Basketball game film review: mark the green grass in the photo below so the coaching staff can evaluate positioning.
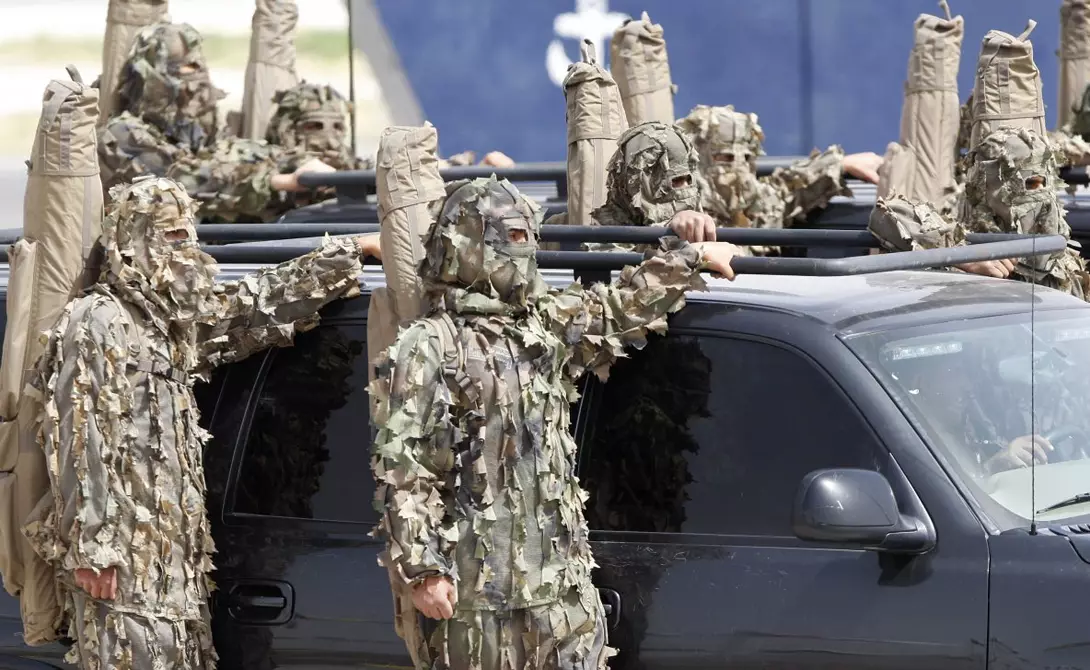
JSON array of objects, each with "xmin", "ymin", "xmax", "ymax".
[{"xmin": 0, "ymin": 29, "xmax": 348, "ymax": 68}]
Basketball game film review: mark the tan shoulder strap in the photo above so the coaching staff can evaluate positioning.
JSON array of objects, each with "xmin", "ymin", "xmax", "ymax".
[{"xmin": 427, "ymin": 313, "xmax": 481, "ymax": 411}]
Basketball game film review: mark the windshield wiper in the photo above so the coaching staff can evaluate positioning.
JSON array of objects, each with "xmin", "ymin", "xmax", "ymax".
[{"xmin": 1037, "ymin": 493, "xmax": 1090, "ymax": 515}]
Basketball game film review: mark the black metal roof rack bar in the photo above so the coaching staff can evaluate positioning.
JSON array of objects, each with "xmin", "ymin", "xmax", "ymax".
[
  {"xmin": 187, "ymin": 223, "xmax": 1036, "ymax": 248},
  {"xmin": 1061, "ymin": 166, "xmax": 1088, "ymax": 186},
  {"xmin": 296, "ymin": 156, "xmax": 859, "ymax": 199},
  {"xmin": 729, "ymin": 235, "xmax": 1067, "ymax": 276},
  {"xmin": 0, "ymin": 235, "xmax": 1062, "ymax": 274},
  {"xmin": 299, "ymin": 159, "xmax": 1087, "ymax": 195},
  {"xmin": 114, "ymin": 234, "xmax": 1063, "ymax": 275}
]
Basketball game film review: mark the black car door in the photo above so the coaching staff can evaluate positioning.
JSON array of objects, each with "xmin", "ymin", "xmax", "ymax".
[
  {"xmin": 206, "ymin": 297, "xmax": 411, "ymax": 669},
  {"xmin": 576, "ymin": 327, "xmax": 989, "ymax": 670}
]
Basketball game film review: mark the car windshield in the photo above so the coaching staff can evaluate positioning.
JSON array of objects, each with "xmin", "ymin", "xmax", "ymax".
[{"xmin": 845, "ymin": 308, "xmax": 1090, "ymax": 530}]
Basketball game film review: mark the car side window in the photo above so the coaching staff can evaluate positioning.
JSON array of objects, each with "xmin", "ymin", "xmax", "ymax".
[
  {"xmin": 580, "ymin": 333, "xmax": 883, "ymax": 537},
  {"xmin": 231, "ymin": 322, "xmax": 374, "ymax": 524}
]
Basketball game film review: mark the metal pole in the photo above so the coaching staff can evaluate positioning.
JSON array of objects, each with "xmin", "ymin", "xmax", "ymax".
[{"xmin": 347, "ymin": 0, "xmax": 358, "ymax": 157}]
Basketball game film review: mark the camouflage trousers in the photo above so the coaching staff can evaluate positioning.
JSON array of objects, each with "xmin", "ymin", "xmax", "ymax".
[
  {"xmin": 66, "ymin": 593, "xmax": 216, "ymax": 670},
  {"xmin": 420, "ymin": 585, "xmax": 615, "ymax": 670}
]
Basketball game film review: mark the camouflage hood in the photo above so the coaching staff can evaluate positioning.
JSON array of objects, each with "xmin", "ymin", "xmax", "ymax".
[
  {"xmin": 117, "ymin": 22, "xmax": 226, "ymax": 151},
  {"xmin": 677, "ymin": 104, "xmax": 765, "ymax": 218},
  {"xmin": 265, "ymin": 81, "xmax": 352, "ymax": 155},
  {"xmin": 420, "ymin": 176, "xmax": 548, "ymax": 314},
  {"xmin": 595, "ymin": 121, "xmax": 701, "ymax": 226},
  {"xmin": 101, "ymin": 175, "xmax": 219, "ymax": 336},
  {"xmin": 961, "ymin": 127, "xmax": 1069, "ymax": 277}
]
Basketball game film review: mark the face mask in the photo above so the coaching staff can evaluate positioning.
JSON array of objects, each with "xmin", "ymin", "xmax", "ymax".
[
  {"xmin": 296, "ymin": 113, "xmax": 348, "ymax": 153},
  {"xmin": 151, "ymin": 235, "xmax": 217, "ymax": 326},
  {"xmin": 703, "ymin": 159, "xmax": 762, "ymax": 212},
  {"xmin": 424, "ymin": 177, "xmax": 544, "ymax": 309},
  {"xmin": 481, "ymin": 215, "xmax": 537, "ymax": 303}
]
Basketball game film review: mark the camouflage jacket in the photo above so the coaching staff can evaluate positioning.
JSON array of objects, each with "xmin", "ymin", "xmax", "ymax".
[
  {"xmin": 370, "ymin": 239, "xmax": 707, "ymax": 611},
  {"xmin": 701, "ymin": 146, "xmax": 850, "ymax": 230},
  {"xmin": 868, "ymin": 194, "xmax": 965, "ymax": 253},
  {"xmin": 100, "ymin": 112, "xmax": 292, "ymax": 222},
  {"xmin": 25, "ymin": 238, "xmax": 364, "ymax": 622},
  {"xmin": 99, "ymin": 112, "xmax": 369, "ymax": 222}
]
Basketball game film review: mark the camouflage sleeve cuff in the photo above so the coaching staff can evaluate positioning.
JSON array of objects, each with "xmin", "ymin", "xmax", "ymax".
[
  {"xmin": 869, "ymin": 195, "xmax": 965, "ymax": 253},
  {"xmin": 1050, "ymin": 129, "xmax": 1090, "ymax": 168},
  {"xmin": 768, "ymin": 145, "xmax": 851, "ymax": 224}
]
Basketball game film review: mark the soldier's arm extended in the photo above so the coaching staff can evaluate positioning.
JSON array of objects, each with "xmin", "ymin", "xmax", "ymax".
[
  {"xmin": 368, "ymin": 322, "xmax": 459, "ymax": 585},
  {"xmin": 196, "ymin": 236, "xmax": 365, "ymax": 372},
  {"xmin": 868, "ymin": 194, "xmax": 965, "ymax": 253},
  {"xmin": 544, "ymin": 237, "xmax": 709, "ymax": 381},
  {"xmin": 166, "ymin": 137, "xmax": 292, "ymax": 222},
  {"xmin": 1049, "ymin": 128, "xmax": 1090, "ymax": 169},
  {"xmin": 37, "ymin": 298, "xmax": 132, "ymax": 573},
  {"xmin": 759, "ymin": 146, "xmax": 852, "ymax": 228}
]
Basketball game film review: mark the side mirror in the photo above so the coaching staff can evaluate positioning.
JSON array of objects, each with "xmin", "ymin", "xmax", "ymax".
[{"xmin": 792, "ymin": 468, "xmax": 932, "ymax": 554}]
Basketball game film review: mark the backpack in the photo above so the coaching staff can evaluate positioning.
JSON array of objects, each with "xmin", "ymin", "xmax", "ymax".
[{"xmin": 0, "ymin": 66, "xmax": 103, "ymax": 646}]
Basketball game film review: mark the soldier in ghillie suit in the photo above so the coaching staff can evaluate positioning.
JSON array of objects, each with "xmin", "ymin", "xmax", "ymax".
[
  {"xmin": 677, "ymin": 105, "xmax": 883, "ymax": 236},
  {"xmin": 960, "ymin": 128, "xmax": 1089, "ymax": 297},
  {"xmin": 265, "ymin": 81, "xmax": 371, "ymax": 172},
  {"xmin": 869, "ymin": 128, "xmax": 1088, "ymax": 296},
  {"xmin": 576, "ymin": 121, "xmax": 719, "ymax": 253},
  {"xmin": 24, "ymin": 175, "xmax": 381, "ymax": 670},
  {"xmin": 98, "ymin": 22, "xmax": 334, "ymax": 223},
  {"xmin": 368, "ymin": 175, "xmax": 740, "ymax": 670}
]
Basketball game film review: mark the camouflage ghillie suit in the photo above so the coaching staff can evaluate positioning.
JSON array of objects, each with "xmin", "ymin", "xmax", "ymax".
[
  {"xmin": 98, "ymin": 23, "xmax": 298, "ymax": 222},
  {"xmin": 265, "ymin": 81, "xmax": 371, "ymax": 172},
  {"xmin": 24, "ymin": 176, "xmax": 366, "ymax": 669},
  {"xmin": 677, "ymin": 105, "xmax": 851, "ymax": 235},
  {"xmin": 591, "ymin": 121, "xmax": 700, "ymax": 228},
  {"xmin": 870, "ymin": 127, "xmax": 1090, "ymax": 300},
  {"xmin": 569, "ymin": 121, "xmax": 700, "ymax": 254},
  {"xmin": 1050, "ymin": 84, "xmax": 1090, "ymax": 173},
  {"xmin": 369, "ymin": 176, "xmax": 710, "ymax": 670},
  {"xmin": 960, "ymin": 127, "xmax": 1089, "ymax": 298}
]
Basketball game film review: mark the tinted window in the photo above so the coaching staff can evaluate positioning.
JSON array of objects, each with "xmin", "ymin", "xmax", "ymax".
[
  {"xmin": 581, "ymin": 333, "xmax": 882, "ymax": 537},
  {"xmin": 232, "ymin": 323, "xmax": 373, "ymax": 524}
]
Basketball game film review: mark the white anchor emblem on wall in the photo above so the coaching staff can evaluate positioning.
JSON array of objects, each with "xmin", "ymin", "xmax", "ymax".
[{"xmin": 545, "ymin": 0, "xmax": 630, "ymax": 86}]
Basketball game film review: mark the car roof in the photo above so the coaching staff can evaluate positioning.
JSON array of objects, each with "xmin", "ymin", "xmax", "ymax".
[{"xmin": 0, "ymin": 264, "xmax": 1081, "ymax": 337}]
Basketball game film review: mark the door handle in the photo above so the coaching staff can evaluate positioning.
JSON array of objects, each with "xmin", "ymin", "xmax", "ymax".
[
  {"xmin": 598, "ymin": 588, "xmax": 621, "ymax": 631},
  {"xmin": 226, "ymin": 580, "xmax": 294, "ymax": 626},
  {"xmin": 235, "ymin": 595, "xmax": 287, "ymax": 610}
]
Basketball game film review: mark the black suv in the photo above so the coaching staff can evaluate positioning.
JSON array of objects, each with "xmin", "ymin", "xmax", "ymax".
[{"xmin": 4, "ymin": 256, "xmax": 1090, "ymax": 669}]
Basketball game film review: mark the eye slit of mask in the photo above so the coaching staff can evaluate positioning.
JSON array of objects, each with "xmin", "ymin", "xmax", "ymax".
[
  {"xmin": 163, "ymin": 228, "xmax": 190, "ymax": 243},
  {"xmin": 301, "ymin": 121, "xmax": 325, "ymax": 132},
  {"xmin": 1025, "ymin": 175, "xmax": 1046, "ymax": 190},
  {"xmin": 507, "ymin": 229, "xmax": 528, "ymax": 244},
  {"xmin": 713, "ymin": 152, "xmax": 735, "ymax": 165},
  {"xmin": 671, "ymin": 175, "xmax": 692, "ymax": 189}
]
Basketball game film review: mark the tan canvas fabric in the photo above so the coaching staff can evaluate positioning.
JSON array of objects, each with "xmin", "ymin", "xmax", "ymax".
[
  {"xmin": 0, "ymin": 67, "xmax": 103, "ymax": 646},
  {"xmin": 877, "ymin": 141, "xmax": 919, "ymax": 200},
  {"xmin": 1059, "ymin": 0, "xmax": 1090, "ymax": 130},
  {"xmin": 240, "ymin": 0, "xmax": 300, "ymax": 140},
  {"xmin": 884, "ymin": 1, "xmax": 964, "ymax": 204},
  {"xmin": 610, "ymin": 11, "xmax": 675, "ymax": 125},
  {"xmin": 970, "ymin": 21, "xmax": 1046, "ymax": 149},
  {"xmin": 98, "ymin": 0, "xmax": 169, "ymax": 125},
  {"xmin": 564, "ymin": 40, "xmax": 627, "ymax": 226},
  {"xmin": 367, "ymin": 123, "xmax": 446, "ymax": 669}
]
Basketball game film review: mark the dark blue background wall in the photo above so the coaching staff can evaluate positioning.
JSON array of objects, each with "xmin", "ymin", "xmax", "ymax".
[{"xmin": 372, "ymin": 1, "xmax": 1064, "ymax": 160}]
